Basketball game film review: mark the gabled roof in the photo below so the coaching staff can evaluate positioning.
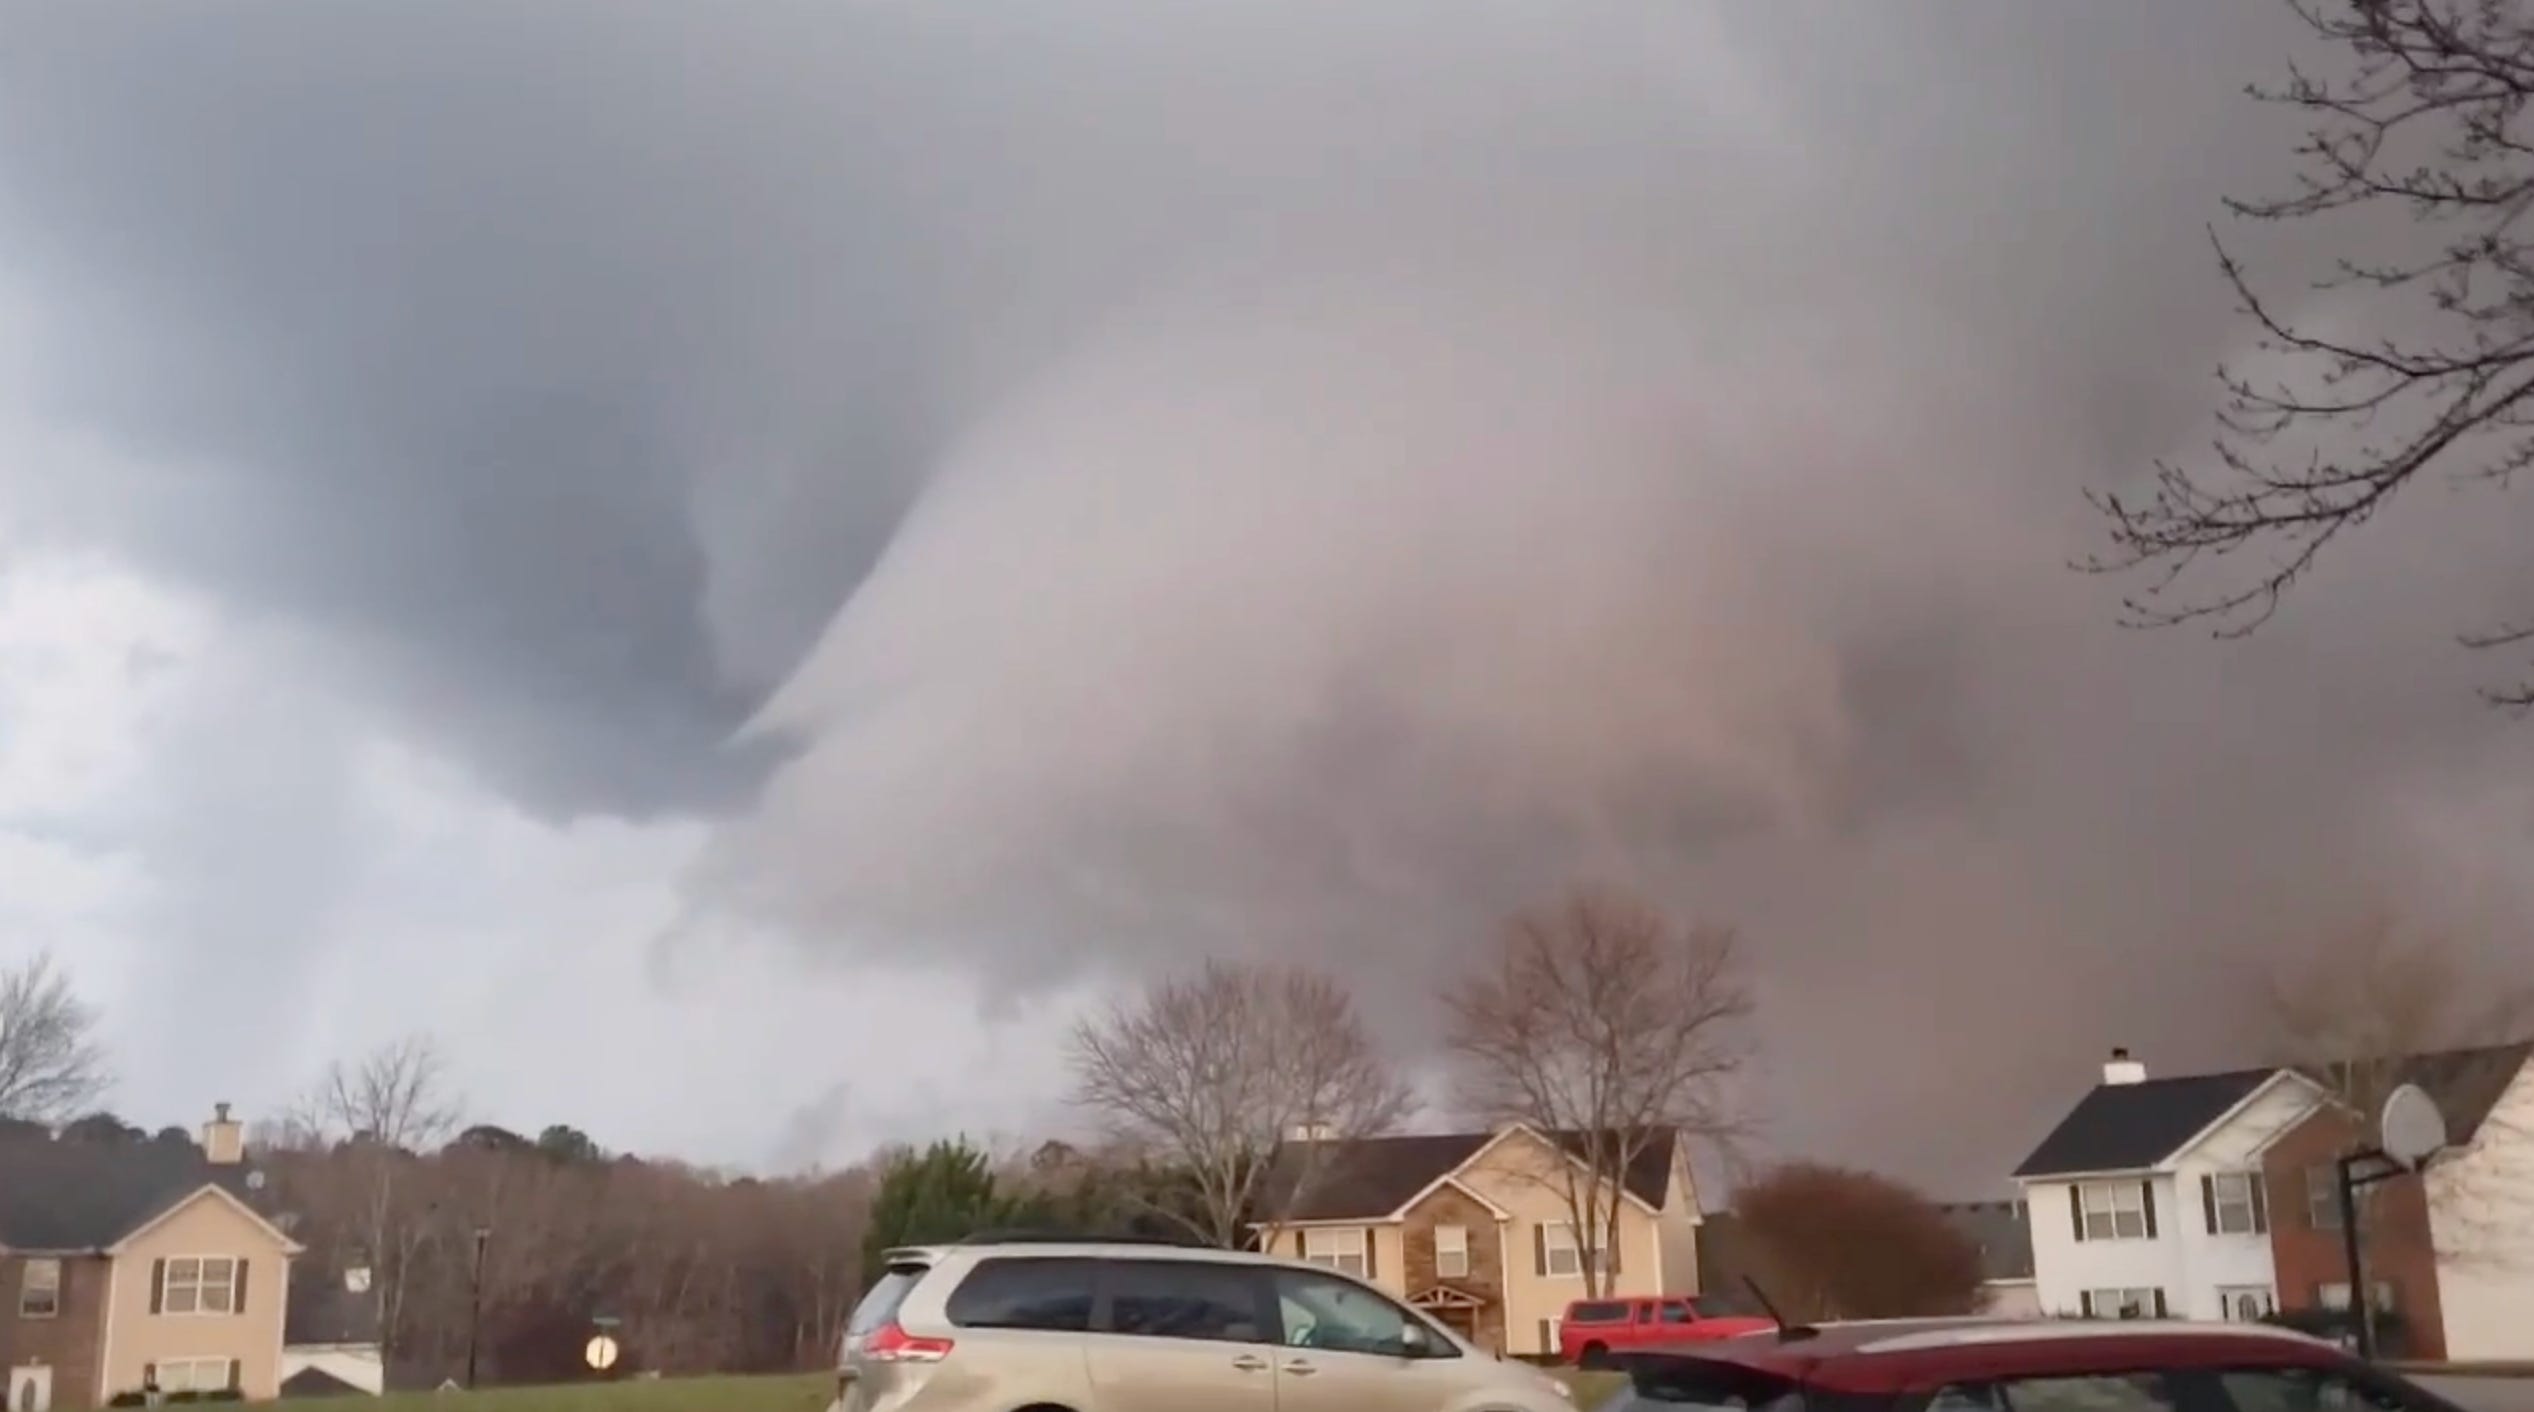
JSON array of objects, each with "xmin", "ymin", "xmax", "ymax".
[
  {"xmin": 1266, "ymin": 1125, "xmax": 1677, "ymax": 1222},
  {"xmin": 2012, "ymin": 1068, "xmax": 2282, "ymax": 1179},
  {"xmin": 0, "ymin": 1131, "xmax": 267, "ymax": 1250},
  {"xmin": 2353, "ymin": 1041, "xmax": 2533, "ymax": 1145}
]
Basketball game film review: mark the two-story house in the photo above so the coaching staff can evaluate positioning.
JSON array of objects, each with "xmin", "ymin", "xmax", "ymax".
[
  {"xmin": 2017, "ymin": 1044, "xmax": 2534, "ymax": 1361},
  {"xmin": 2254, "ymin": 1041, "xmax": 2534, "ymax": 1361},
  {"xmin": 2014, "ymin": 1050, "xmax": 2325, "ymax": 1324},
  {"xmin": 0, "ymin": 1106, "xmax": 301, "ymax": 1410},
  {"xmin": 1253, "ymin": 1123, "xmax": 1703, "ymax": 1357}
]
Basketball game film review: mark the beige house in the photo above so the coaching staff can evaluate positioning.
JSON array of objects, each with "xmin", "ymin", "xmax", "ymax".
[
  {"xmin": 1254, "ymin": 1123, "xmax": 1703, "ymax": 1357},
  {"xmin": 0, "ymin": 1107, "xmax": 300, "ymax": 1410}
]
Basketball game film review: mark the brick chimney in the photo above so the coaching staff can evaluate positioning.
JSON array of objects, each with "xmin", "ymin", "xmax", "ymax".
[
  {"xmin": 2102, "ymin": 1047, "xmax": 2147, "ymax": 1086},
  {"xmin": 202, "ymin": 1101, "xmax": 245, "ymax": 1164}
]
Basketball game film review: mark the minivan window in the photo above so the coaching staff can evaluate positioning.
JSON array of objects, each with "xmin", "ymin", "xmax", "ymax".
[
  {"xmin": 1100, "ymin": 1259, "xmax": 1268, "ymax": 1344},
  {"xmin": 1572, "ymin": 1301, "xmax": 1632, "ymax": 1323},
  {"xmin": 946, "ymin": 1257, "xmax": 1096, "ymax": 1332},
  {"xmin": 846, "ymin": 1265, "xmax": 927, "ymax": 1338}
]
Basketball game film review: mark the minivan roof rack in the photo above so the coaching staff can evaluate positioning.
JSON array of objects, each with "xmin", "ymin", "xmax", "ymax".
[{"xmin": 956, "ymin": 1228, "xmax": 1210, "ymax": 1247}]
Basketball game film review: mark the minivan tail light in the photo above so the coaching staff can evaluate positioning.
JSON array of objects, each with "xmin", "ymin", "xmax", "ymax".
[{"xmin": 863, "ymin": 1322, "xmax": 954, "ymax": 1363}]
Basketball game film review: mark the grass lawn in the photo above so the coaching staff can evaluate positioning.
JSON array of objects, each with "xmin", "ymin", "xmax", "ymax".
[
  {"xmin": 296, "ymin": 1374, "xmax": 832, "ymax": 1412},
  {"xmin": 295, "ymin": 1366, "xmax": 1631, "ymax": 1410}
]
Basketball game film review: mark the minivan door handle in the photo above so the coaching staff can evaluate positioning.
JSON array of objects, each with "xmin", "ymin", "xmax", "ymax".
[
  {"xmin": 1230, "ymin": 1354, "xmax": 1269, "ymax": 1372},
  {"xmin": 1281, "ymin": 1359, "xmax": 1318, "ymax": 1376}
]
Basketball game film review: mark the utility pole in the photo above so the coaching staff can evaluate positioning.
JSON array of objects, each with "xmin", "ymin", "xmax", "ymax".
[{"xmin": 466, "ymin": 1226, "xmax": 492, "ymax": 1389}]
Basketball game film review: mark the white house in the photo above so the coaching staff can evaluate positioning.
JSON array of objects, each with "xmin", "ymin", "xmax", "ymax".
[
  {"xmin": 2014, "ymin": 1049, "xmax": 2326, "ymax": 1323},
  {"xmin": 2015, "ymin": 1043, "xmax": 2534, "ymax": 1360}
]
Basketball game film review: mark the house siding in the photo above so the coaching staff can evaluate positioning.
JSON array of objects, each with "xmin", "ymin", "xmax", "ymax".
[
  {"xmin": 2261, "ymin": 1103, "xmax": 2446, "ymax": 1359},
  {"xmin": 103, "ymin": 1194, "xmax": 292, "ymax": 1402},
  {"xmin": 1397, "ymin": 1185, "xmax": 1508, "ymax": 1353},
  {"xmin": 2025, "ymin": 1074, "xmax": 2320, "ymax": 1322},
  {"xmin": 2425, "ymin": 1064, "xmax": 2534, "ymax": 1361},
  {"xmin": 1451, "ymin": 1131, "xmax": 1666, "ymax": 1358},
  {"xmin": 0, "ymin": 1252, "xmax": 112, "ymax": 1410}
]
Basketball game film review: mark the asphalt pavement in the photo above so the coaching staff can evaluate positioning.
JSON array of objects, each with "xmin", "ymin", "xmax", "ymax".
[{"xmin": 2419, "ymin": 1377, "xmax": 2534, "ymax": 1412}]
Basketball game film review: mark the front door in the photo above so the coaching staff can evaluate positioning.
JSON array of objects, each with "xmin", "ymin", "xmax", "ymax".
[{"xmin": 8, "ymin": 1365, "xmax": 51, "ymax": 1412}]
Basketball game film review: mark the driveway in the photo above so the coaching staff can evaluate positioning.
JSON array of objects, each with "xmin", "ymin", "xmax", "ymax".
[{"xmin": 2419, "ymin": 1376, "xmax": 2534, "ymax": 1412}]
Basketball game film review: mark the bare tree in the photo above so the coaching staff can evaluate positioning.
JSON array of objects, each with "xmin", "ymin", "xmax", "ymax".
[
  {"xmin": 1443, "ymin": 886, "xmax": 1753, "ymax": 1298},
  {"xmin": 2249, "ymin": 914, "xmax": 2534, "ymax": 1266},
  {"xmin": 2089, "ymin": 1, "xmax": 2534, "ymax": 702},
  {"xmin": 1069, "ymin": 958, "xmax": 1415, "ymax": 1248},
  {"xmin": 295, "ymin": 1034, "xmax": 466, "ymax": 1362},
  {"xmin": 0, "ymin": 952, "xmax": 110, "ymax": 1122}
]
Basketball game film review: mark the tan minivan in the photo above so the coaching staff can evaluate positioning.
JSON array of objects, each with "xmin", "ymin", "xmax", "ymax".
[{"xmin": 836, "ymin": 1237, "xmax": 1577, "ymax": 1412}]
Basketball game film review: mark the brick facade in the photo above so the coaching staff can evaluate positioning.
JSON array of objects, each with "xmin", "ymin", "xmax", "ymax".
[
  {"xmin": 2260, "ymin": 1105, "xmax": 2446, "ymax": 1360},
  {"xmin": 0, "ymin": 1251, "xmax": 111, "ymax": 1410},
  {"xmin": 1398, "ymin": 1186, "xmax": 1507, "ymax": 1354}
]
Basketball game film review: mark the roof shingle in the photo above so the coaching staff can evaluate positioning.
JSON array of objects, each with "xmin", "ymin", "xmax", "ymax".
[
  {"xmin": 0, "ymin": 1132, "xmax": 255, "ymax": 1250},
  {"xmin": 2012, "ymin": 1068, "xmax": 2279, "ymax": 1179},
  {"xmin": 1270, "ymin": 1126, "xmax": 1677, "ymax": 1221}
]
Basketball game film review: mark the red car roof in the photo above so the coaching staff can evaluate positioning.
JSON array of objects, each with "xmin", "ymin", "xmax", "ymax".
[{"xmin": 1628, "ymin": 1319, "xmax": 2355, "ymax": 1395}]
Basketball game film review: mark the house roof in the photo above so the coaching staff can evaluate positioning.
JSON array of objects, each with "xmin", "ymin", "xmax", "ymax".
[
  {"xmin": 1937, "ymin": 1200, "xmax": 2034, "ymax": 1282},
  {"xmin": 1269, "ymin": 1126, "xmax": 1676, "ymax": 1221},
  {"xmin": 0, "ymin": 1131, "xmax": 262, "ymax": 1250},
  {"xmin": 279, "ymin": 1366, "xmax": 369, "ymax": 1400},
  {"xmin": 2355, "ymin": 1042, "xmax": 2532, "ymax": 1145},
  {"xmin": 2012, "ymin": 1068, "xmax": 2280, "ymax": 1179}
]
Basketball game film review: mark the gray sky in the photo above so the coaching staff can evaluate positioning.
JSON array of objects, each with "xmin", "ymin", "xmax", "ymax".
[{"xmin": 3, "ymin": 0, "xmax": 2531, "ymax": 1190}]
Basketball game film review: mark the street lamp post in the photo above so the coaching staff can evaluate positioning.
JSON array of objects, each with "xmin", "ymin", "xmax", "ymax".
[{"xmin": 466, "ymin": 1226, "xmax": 492, "ymax": 1389}]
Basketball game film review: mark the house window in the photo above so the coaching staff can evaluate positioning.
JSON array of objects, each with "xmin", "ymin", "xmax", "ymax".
[
  {"xmin": 1435, "ymin": 1224, "xmax": 1469, "ymax": 1280},
  {"xmin": 149, "ymin": 1359, "xmax": 233, "ymax": 1394},
  {"xmin": 2207, "ymin": 1172, "xmax": 2266, "ymax": 1235},
  {"xmin": 1542, "ymin": 1222, "xmax": 1581, "ymax": 1278},
  {"xmin": 2218, "ymin": 1285, "xmax": 2276, "ymax": 1321},
  {"xmin": 2078, "ymin": 1182, "xmax": 2150, "ymax": 1241},
  {"xmin": 160, "ymin": 1257, "xmax": 236, "ymax": 1315},
  {"xmin": 2305, "ymin": 1166, "xmax": 2342, "ymax": 1230},
  {"xmin": 1301, "ymin": 1228, "xmax": 1368, "ymax": 1278},
  {"xmin": 2082, "ymin": 1287, "xmax": 2162, "ymax": 1319},
  {"xmin": 19, "ymin": 1258, "xmax": 60, "ymax": 1318},
  {"xmin": 2317, "ymin": 1281, "xmax": 2397, "ymax": 1312}
]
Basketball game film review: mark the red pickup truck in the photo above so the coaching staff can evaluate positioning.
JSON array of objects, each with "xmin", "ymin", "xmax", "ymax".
[{"xmin": 1557, "ymin": 1295, "xmax": 1774, "ymax": 1367}]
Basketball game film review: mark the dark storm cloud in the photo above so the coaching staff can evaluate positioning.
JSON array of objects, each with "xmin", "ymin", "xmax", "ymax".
[{"xmin": 7, "ymin": 0, "xmax": 2531, "ymax": 1183}]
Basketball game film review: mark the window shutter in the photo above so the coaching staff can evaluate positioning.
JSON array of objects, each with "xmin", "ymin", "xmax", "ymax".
[
  {"xmin": 234, "ymin": 1258, "xmax": 250, "ymax": 1315},
  {"xmin": 2152, "ymin": 1288, "xmax": 2168, "ymax": 1318},
  {"xmin": 2079, "ymin": 1291, "xmax": 2095, "ymax": 1317},
  {"xmin": 2140, "ymin": 1181, "xmax": 2158, "ymax": 1238},
  {"xmin": 1364, "ymin": 1231, "xmax": 1377, "ymax": 1281},
  {"xmin": 2201, "ymin": 1175, "xmax": 2218, "ymax": 1234},
  {"xmin": 1533, "ymin": 1222, "xmax": 1547, "ymax": 1276},
  {"xmin": 150, "ymin": 1259, "xmax": 166, "ymax": 1315},
  {"xmin": 227, "ymin": 1360, "xmax": 242, "ymax": 1392},
  {"xmin": 2068, "ymin": 1186, "xmax": 2085, "ymax": 1242},
  {"xmin": 2250, "ymin": 1177, "xmax": 2269, "ymax": 1234}
]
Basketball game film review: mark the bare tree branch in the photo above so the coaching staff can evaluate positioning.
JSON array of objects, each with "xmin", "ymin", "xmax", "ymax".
[
  {"xmin": 2086, "ymin": 0, "xmax": 2534, "ymax": 702},
  {"xmin": 0, "ymin": 952, "xmax": 110, "ymax": 1122},
  {"xmin": 1442, "ymin": 885, "xmax": 1754, "ymax": 1298},
  {"xmin": 2248, "ymin": 912, "xmax": 2534, "ymax": 1269},
  {"xmin": 1068, "ymin": 958, "xmax": 1415, "ymax": 1248}
]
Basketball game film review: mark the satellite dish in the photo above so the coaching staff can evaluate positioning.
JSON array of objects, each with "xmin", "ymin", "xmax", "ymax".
[{"xmin": 2379, "ymin": 1082, "xmax": 2447, "ymax": 1169}]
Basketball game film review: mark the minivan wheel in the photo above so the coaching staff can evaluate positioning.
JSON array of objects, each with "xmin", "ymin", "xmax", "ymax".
[{"xmin": 1578, "ymin": 1343, "xmax": 1611, "ymax": 1370}]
